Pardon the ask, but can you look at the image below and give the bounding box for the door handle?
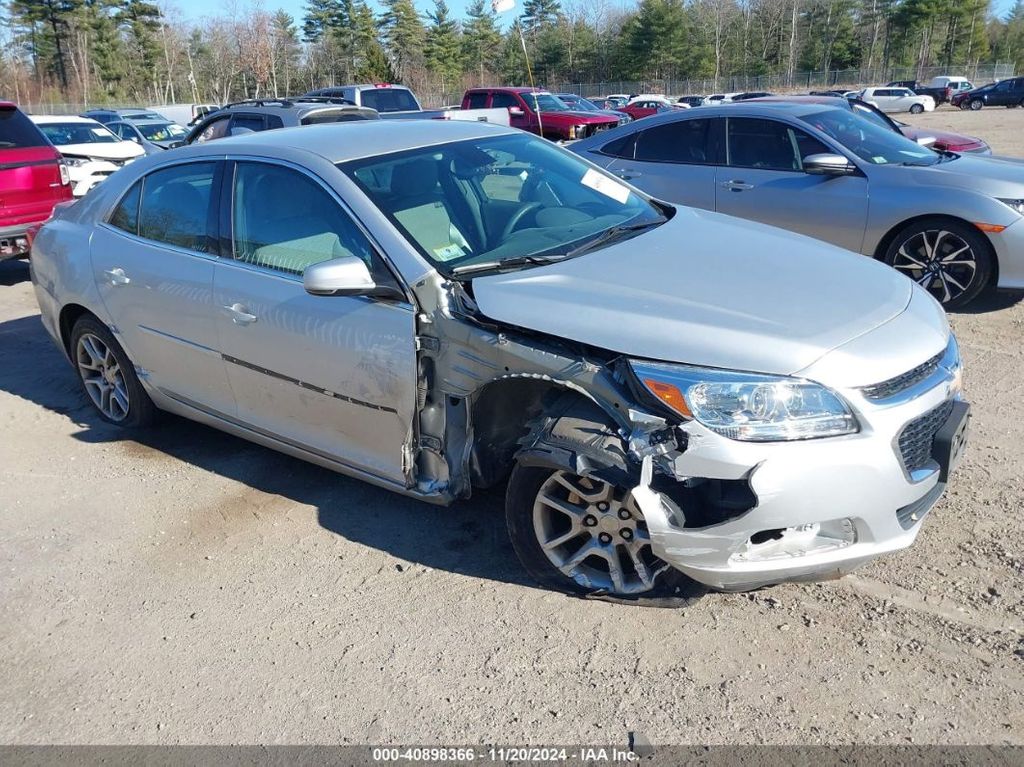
[222,303,258,325]
[720,180,754,191]
[616,168,642,179]
[103,267,130,286]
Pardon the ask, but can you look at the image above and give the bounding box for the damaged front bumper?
[632,374,967,592]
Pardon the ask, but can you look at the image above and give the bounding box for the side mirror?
[915,135,938,147]
[304,256,376,296]
[802,153,856,176]
[508,106,525,117]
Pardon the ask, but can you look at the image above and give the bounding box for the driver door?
[714,117,868,253]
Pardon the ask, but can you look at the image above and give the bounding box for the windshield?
[561,96,599,112]
[137,122,187,141]
[523,93,570,113]
[849,102,898,132]
[798,109,939,166]
[38,122,120,145]
[340,133,667,276]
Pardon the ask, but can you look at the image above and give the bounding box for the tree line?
[1,0,1021,108]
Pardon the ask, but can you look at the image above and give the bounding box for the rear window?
[300,109,375,125]
[0,106,48,149]
[358,88,419,113]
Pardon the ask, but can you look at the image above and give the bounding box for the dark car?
[184,98,379,145]
[809,90,848,98]
[749,95,991,154]
[108,119,189,150]
[731,91,774,101]
[80,108,165,125]
[952,78,1024,110]
[554,93,631,124]
[0,102,73,260]
[677,95,705,107]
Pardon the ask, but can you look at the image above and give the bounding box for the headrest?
[390,158,439,199]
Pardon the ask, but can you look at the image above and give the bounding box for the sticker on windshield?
[581,168,630,204]
[433,243,465,261]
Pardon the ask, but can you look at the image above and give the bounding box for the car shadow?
[0,312,533,590]
[0,260,31,286]
[949,289,1023,314]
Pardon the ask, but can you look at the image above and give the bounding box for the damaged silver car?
[29,121,970,597]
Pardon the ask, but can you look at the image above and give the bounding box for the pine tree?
[462,0,502,83]
[520,0,561,37]
[379,0,425,80]
[303,0,341,43]
[7,0,85,89]
[425,0,463,87]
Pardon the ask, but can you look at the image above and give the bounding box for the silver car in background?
[571,101,1024,308]
[30,121,969,598]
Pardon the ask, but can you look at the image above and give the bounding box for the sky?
[169,0,1019,32]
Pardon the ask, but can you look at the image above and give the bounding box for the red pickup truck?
[462,87,620,141]
[1,102,73,260]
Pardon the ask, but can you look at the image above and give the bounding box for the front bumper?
[987,216,1024,290]
[68,161,120,197]
[633,348,966,591]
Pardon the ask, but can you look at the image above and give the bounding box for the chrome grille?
[898,399,954,474]
[862,350,944,401]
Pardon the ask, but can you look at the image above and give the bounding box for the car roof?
[31,114,103,124]
[176,119,517,163]
[748,95,850,106]
[468,86,543,94]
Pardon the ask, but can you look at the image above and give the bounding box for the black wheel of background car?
[884,218,993,309]
[70,315,157,428]
[910,103,924,114]
[970,99,984,111]
[505,402,698,604]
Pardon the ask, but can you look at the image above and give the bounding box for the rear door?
[0,105,69,231]
[715,116,868,253]
[602,116,720,210]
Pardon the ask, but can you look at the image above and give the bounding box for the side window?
[491,92,519,109]
[109,181,142,234]
[231,162,378,277]
[138,162,216,251]
[728,118,803,171]
[266,115,284,130]
[230,114,265,134]
[195,116,230,143]
[791,128,830,167]
[466,92,488,109]
[635,119,711,164]
[599,132,636,159]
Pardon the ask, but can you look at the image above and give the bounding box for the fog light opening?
[731,518,857,563]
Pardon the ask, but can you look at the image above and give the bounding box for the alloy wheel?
[891,229,976,305]
[532,471,667,595]
[970,99,983,110]
[76,332,130,421]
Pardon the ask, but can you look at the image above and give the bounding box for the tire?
[883,217,993,309]
[910,103,924,114]
[970,98,984,111]
[506,402,684,601]
[70,315,157,428]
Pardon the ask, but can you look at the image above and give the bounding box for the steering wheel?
[500,202,543,241]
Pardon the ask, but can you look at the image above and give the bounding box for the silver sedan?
[571,101,1024,308]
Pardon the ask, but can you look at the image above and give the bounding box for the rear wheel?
[910,103,924,114]
[969,98,984,111]
[883,218,993,309]
[71,316,157,428]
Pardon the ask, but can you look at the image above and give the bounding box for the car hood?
[57,141,144,161]
[556,110,619,124]
[471,207,915,379]
[892,153,1024,195]
[899,125,985,149]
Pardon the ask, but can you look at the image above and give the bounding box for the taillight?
[58,161,71,186]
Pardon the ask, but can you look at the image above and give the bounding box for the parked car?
[571,101,1024,307]
[951,77,1024,110]
[887,76,975,105]
[80,108,165,125]
[461,87,618,140]
[702,92,741,106]
[147,103,220,126]
[30,115,144,197]
[809,90,849,98]
[184,98,379,145]
[29,120,969,597]
[619,95,681,121]
[731,91,774,101]
[602,94,633,109]
[859,87,935,114]
[554,93,631,124]
[749,95,991,154]
[677,95,705,107]
[0,102,73,260]
[308,84,509,125]
[109,118,189,149]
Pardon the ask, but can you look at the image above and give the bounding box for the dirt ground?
[2,110,1024,748]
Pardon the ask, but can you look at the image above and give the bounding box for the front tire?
[883,218,993,309]
[910,103,924,114]
[506,406,670,598]
[71,316,157,428]
[970,98,984,111]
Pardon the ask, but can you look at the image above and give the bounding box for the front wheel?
[970,98,984,111]
[883,218,993,309]
[910,103,924,114]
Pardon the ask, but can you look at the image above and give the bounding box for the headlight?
[630,360,858,442]
[62,156,90,167]
[997,198,1024,215]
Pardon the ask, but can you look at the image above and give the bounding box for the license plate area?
[931,400,970,482]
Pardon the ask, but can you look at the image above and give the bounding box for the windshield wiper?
[450,254,571,277]
[564,218,666,258]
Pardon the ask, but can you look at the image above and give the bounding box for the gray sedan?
[571,102,1024,308]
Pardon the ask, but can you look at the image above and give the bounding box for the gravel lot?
[2,109,1023,747]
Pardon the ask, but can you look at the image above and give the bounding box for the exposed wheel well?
[872,214,999,286]
[467,379,610,488]
[58,304,94,356]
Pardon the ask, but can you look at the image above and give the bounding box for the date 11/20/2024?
[371,746,641,762]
